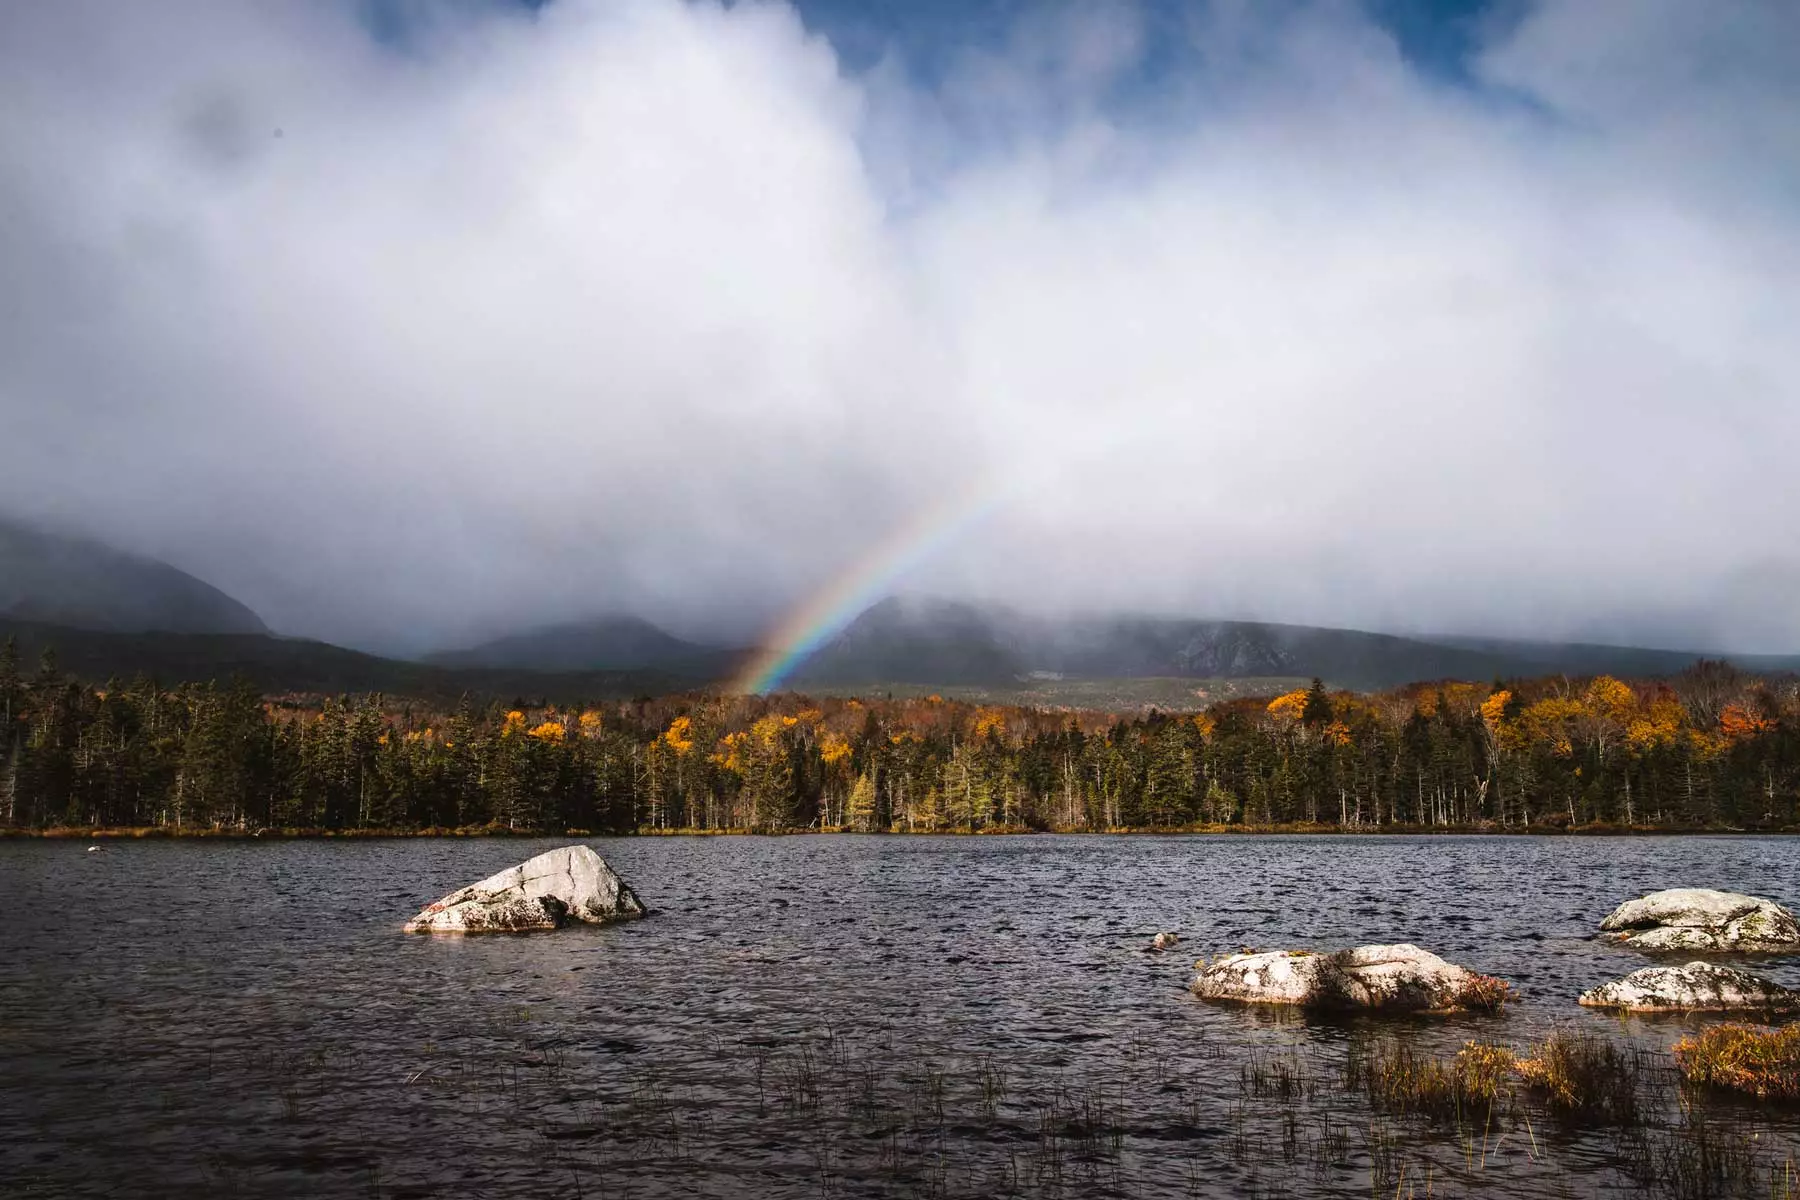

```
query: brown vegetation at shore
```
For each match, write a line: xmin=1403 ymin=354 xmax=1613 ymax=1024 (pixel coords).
xmin=1677 ymin=1025 xmax=1800 ymax=1101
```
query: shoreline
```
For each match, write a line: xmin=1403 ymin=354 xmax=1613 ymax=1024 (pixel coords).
xmin=7 ymin=822 xmax=1796 ymax=841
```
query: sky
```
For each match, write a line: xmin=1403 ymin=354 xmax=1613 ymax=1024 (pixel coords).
xmin=2 ymin=0 xmax=1798 ymax=657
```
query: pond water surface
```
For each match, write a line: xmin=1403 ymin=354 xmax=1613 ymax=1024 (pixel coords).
xmin=3 ymin=834 xmax=1798 ymax=1198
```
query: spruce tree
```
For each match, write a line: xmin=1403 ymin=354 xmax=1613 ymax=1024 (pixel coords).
xmin=1301 ymin=678 xmax=1333 ymax=726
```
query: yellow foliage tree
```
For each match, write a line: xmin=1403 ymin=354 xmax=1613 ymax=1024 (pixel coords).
xmin=1626 ymin=698 xmax=1686 ymax=751
xmin=711 ymin=731 xmax=747 ymax=774
xmin=1266 ymin=690 xmax=1308 ymax=723
xmin=846 ymin=772 xmax=876 ymax=831
xmin=1520 ymin=697 xmax=1585 ymax=758
xmin=1585 ymin=676 xmax=1637 ymax=722
xmin=662 ymin=715 xmax=695 ymax=755
xmin=820 ymin=733 xmax=853 ymax=767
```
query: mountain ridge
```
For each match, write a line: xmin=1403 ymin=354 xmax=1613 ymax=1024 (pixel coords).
xmin=425 ymin=615 xmax=739 ymax=675
xmin=0 ymin=618 xmax=695 ymax=704
xmin=781 ymin=596 xmax=1800 ymax=693
xmin=0 ymin=517 xmax=267 ymax=637
xmin=8 ymin=586 xmax=1797 ymax=702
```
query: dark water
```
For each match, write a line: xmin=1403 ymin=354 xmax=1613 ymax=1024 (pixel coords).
xmin=3 ymin=834 xmax=1798 ymax=1198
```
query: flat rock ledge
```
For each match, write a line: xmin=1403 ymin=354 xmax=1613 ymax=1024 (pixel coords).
xmin=404 ymin=845 xmax=645 ymax=934
xmin=1579 ymin=962 xmax=1800 ymax=1013
xmin=1190 ymin=944 xmax=1510 ymax=1013
xmin=1599 ymin=889 xmax=1800 ymax=953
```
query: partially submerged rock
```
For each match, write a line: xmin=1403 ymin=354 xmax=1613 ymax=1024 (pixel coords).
xmin=1599 ymin=889 xmax=1800 ymax=953
xmin=1579 ymin=962 xmax=1800 ymax=1013
xmin=1191 ymin=944 xmax=1511 ymax=1013
xmin=404 ymin=845 xmax=645 ymax=934
xmin=1151 ymin=932 xmax=1181 ymax=951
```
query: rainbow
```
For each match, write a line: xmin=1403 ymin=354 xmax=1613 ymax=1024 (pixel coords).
xmin=732 ymin=473 xmax=1023 ymax=695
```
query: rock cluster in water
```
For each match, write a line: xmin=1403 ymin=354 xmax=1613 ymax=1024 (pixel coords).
xmin=1579 ymin=961 xmax=1800 ymax=1013
xmin=404 ymin=845 xmax=645 ymax=934
xmin=1191 ymin=944 xmax=1509 ymax=1013
xmin=396 ymin=856 xmax=1800 ymax=1028
xmin=1598 ymin=888 xmax=1800 ymax=952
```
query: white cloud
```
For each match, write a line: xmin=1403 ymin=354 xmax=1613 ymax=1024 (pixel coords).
xmin=1 ymin=0 xmax=1796 ymax=653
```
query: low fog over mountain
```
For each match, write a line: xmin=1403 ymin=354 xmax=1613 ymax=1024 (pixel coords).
xmin=7 ymin=521 xmax=1800 ymax=695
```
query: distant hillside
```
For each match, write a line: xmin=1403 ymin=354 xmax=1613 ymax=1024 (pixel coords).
xmin=427 ymin=615 xmax=741 ymax=677
xmin=8 ymin=592 xmax=1794 ymax=704
xmin=0 ymin=517 xmax=267 ymax=636
xmin=783 ymin=597 xmax=1796 ymax=693
xmin=0 ymin=619 xmax=697 ymax=703
xmin=791 ymin=675 xmax=1316 ymax=712
xmin=1427 ymin=634 xmax=1800 ymax=680
xmin=792 ymin=598 xmax=1020 ymax=686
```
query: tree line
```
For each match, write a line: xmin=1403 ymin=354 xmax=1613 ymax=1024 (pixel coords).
xmin=3 ymin=639 xmax=1797 ymax=834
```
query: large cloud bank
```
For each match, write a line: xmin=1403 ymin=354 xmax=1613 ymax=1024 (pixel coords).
xmin=2 ymin=0 xmax=1796 ymax=654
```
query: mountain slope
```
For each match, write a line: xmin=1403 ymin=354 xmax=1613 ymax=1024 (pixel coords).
xmin=425 ymin=615 xmax=731 ymax=673
xmin=783 ymin=598 xmax=1798 ymax=692
xmin=0 ymin=618 xmax=704 ymax=703
xmin=0 ymin=517 xmax=267 ymax=636
xmin=791 ymin=598 xmax=1023 ymax=686
xmin=1425 ymin=634 xmax=1800 ymax=679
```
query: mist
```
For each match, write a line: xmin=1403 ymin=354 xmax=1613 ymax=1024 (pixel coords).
xmin=2 ymin=0 xmax=1796 ymax=657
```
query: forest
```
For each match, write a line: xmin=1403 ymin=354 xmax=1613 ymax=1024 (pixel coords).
xmin=3 ymin=637 xmax=1798 ymax=835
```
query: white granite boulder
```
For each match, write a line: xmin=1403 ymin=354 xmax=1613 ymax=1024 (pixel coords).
xmin=1599 ymin=889 xmax=1800 ymax=952
xmin=1579 ymin=961 xmax=1800 ymax=1012
xmin=1191 ymin=944 xmax=1511 ymax=1013
xmin=404 ymin=845 xmax=645 ymax=934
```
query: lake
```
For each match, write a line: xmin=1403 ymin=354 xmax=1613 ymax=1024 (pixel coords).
xmin=3 ymin=834 xmax=1798 ymax=1198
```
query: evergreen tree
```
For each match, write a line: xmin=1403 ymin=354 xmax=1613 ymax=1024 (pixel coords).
xmin=1301 ymin=678 xmax=1333 ymax=726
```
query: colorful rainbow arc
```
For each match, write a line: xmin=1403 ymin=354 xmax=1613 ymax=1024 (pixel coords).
xmin=733 ymin=425 xmax=1148 ymax=696
xmin=732 ymin=473 xmax=1026 ymax=695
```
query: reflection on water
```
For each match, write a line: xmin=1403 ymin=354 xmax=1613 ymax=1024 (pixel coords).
xmin=1 ymin=834 xmax=1797 ymax=1197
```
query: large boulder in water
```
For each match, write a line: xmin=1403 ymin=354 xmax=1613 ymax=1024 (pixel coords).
xmin=404 ymin=845 xmax=645 ymax=934
xmin=1191 ymin=944 xmax=1511 ymax=1013
xmin=1599 ymin=889 xmax=1800 ymax=953
xmin=1579 ymin=962 xmax=1800 ymax=1013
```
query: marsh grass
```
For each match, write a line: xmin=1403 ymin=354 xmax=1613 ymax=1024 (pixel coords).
xmin=1241 ymin=1050 xmax=1314 ymax=1101
xmin=1612 ymin=1113 xmax=1800 ymax=1200
xmin=1347 ymin=1040 xmax=1518 ymax=1124
xmin=1454 ymin=973 xmax=1517 ymax=1013
xmin=347 ymin=1015 xmax=1800 ymax=1199
xmin=1677 ymin=1026 xmax=1800 ymax=1102
xmin=1516 ymin=1030 xmax=1642 ymax=1126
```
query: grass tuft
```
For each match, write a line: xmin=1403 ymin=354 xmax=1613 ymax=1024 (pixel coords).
xmin=1454 ymin=972 xmax=1516 ymax=1012
xmin=1675 ymin=1024 xmax=1800 ymax=1101
xmin=1350 ymin=1039 xmax=1516 ymax=1122
xmin=1516 ymin=1031 xmax=1641 ymax=1126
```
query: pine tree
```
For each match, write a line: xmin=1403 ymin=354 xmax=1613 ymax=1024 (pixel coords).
xmin=1301 ymin=678 xmax=1333 ymax=726
xmin=0 ymin=636 xmax=18 ymax=725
